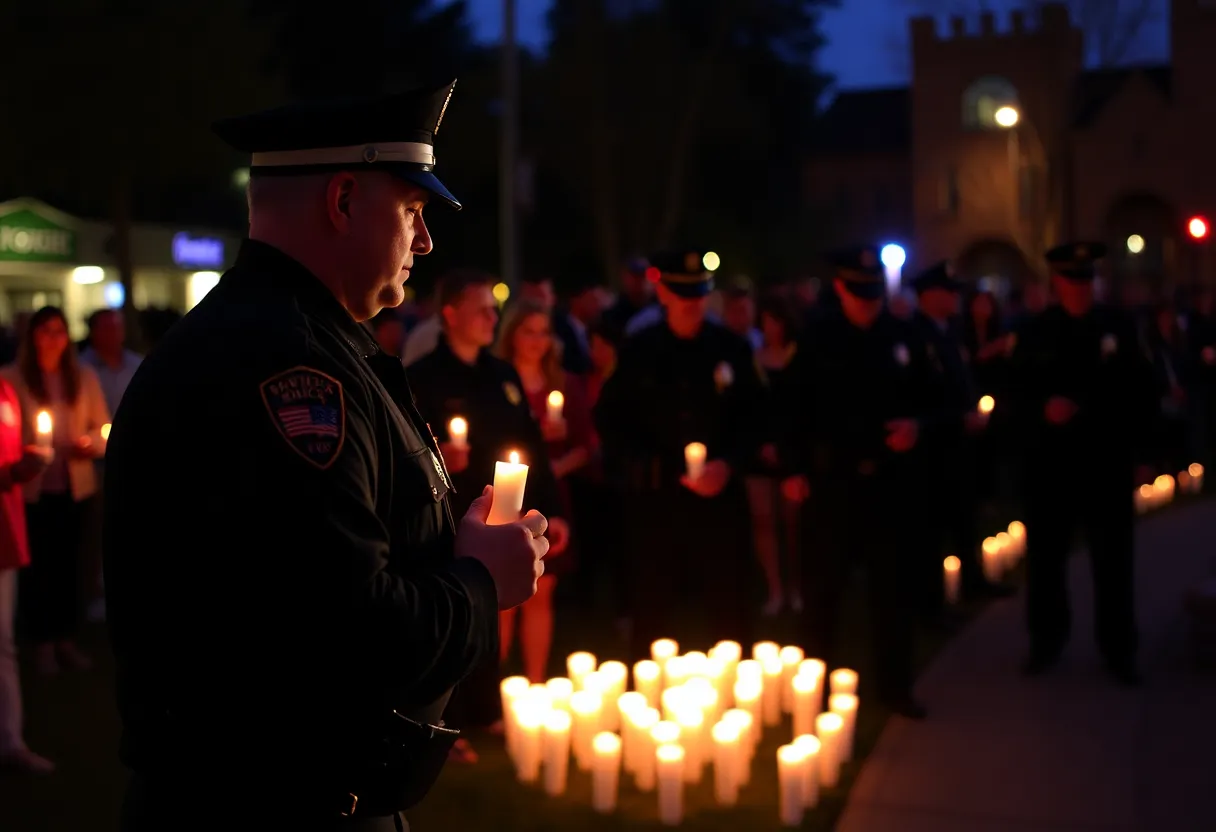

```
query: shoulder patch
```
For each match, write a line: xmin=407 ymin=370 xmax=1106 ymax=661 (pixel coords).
xmin=260 ymin=366 xmax=346 ymax=470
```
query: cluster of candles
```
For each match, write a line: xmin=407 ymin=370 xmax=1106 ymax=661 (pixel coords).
xmin=1135 ymin=466 xmax=1204 ymax=514
xmin=32 ymin=409 xmax=110 ymax=460
xmin=941 ymin=520 xmax=1025 ymax=604
xmin=500 ymin=640 xmax=860 ymax=827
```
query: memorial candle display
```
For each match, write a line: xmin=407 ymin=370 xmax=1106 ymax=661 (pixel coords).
xmin=486 ymin=450 xmax=528 ymax=525
xmin=683 ymin=442 xmax=706 ymax=482
xmin=447 ymin=416 xmax=468 ymax=450
xmin=502 ymin=640 xmax=864 ymax=825
xmin=546 ymin=390 xmax=565 ymax=424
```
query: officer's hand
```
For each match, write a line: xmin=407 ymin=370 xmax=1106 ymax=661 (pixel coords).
xmin=456 ymin=486 xmax=549 ymax=610
xmin=1044 ymin=396 xmax=1078 ymax=426
xmin=963 ymin=411 xmax=988 ymax=434
xmin=9 ymin=448 xmax=50 ymax=484
xmin=546 ymin=517 xmax=571 ymax=556
xmin=442 ymin=442 xmax=470 ymax=474
xmin=680 ymin=459 xmax=731 ymax=498
xmin=540 ymin=418 xmax=568 ymax=443
xmin=884 ymin=419 xmax=919 ymax=453
xmin=781 ymin=475 xmax=810 ymax=504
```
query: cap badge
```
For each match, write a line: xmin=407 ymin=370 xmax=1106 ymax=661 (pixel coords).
xmin=860 ymin=250 xmax=877 ymax=268
xmin=435 ymin=81 xmax=456 ymax=135
xmin=362 ymin=146 xmax=379 ymax=164
xmin=685 ymin=252 xmax=702 ymax=272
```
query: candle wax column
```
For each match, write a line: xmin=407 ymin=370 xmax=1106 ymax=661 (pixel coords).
xmin=684 ymin=442 xmax=707 ymax=482
xmin=777 ymin=744 xmax=806 ymax=827
xmin=500 ymin=676 xmax=530 ymax=763
xmin=513 ymin=702 xmax=545 ymax=783
xmin=655 ymin=743 xmax=686 ymax=827
xmin=570 ymin=691 xmax=603 ymax=771
xmin=487 ymin=451 xmax=529 ymax=525
xmin=34 ymin=409 xmax=53 ymax=459
xmin=779 ymin=646 xmax=804 ymax=714
xmin=761 ymin=656 xmax=783 ymax=726
xmin=711 ymin=719 xmax=742 ymax=806
xmin=675 ymin=707 xmax=705 ymax=783
xmin=829 ymin=693 xmax=859 ymax=762
xmin=590 ymin=732 xmax=623 ymax=814
xmin=634 ymin=660 xmax=662 ymax=709
xmin=447 ymin=416 xmax=468 ymax=450
xmin=546 ymin=677 xmax=574 ymax=714
xmin=815 ymin=711 xmax=844 ymax=788
xmin=567 ymin=652 xmax=597 ymax=691
xmin=542 ymin=709 xmax=572 ymax=796
xmin=631 ymin=708 xmax=661 ymax=790
xmin=943 ymin=556 xmax=962 ymax=605
xmin=546 ymin=390 xmax=565 ymax=425
xmin=722 ymin=709 xmax=754 ymax=786
xmin=792 ymin=734 xmax=822 ymax=809
xmin=791 ymin=672 xmax=819 ymax=738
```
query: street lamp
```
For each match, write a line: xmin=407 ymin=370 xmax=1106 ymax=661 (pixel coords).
xmin=1126 ymin=234 xmax=1145 ymax=255
xmin=1188 ymin=216 xmax=1209 ymax=241
xmin=994 ymin=105 xmax=1020 ymax=128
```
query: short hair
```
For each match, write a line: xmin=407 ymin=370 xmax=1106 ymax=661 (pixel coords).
xmin=438 ymin=269 xmax=497 ymax=309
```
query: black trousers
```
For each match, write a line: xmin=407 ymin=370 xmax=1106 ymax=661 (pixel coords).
xmin=20 ymin=493 xmax=85 ymax=643
xmin=799 ymin=473 xmax=918 ymax=701
xmin=1023 ymin=470 xmax=1137 ymax=664
xmin=624 ymin=482 xmax=753 ymax=660
xmin=119 ymin=774 xmax=409 ymax=832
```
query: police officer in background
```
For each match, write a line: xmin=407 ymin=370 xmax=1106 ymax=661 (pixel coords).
xmin=910 ymin=261 xmax=1012 ymax=613
xmin=595 ymin=249 xmax=762 ymax=659
xmin=781 ymin=246 xmax=937 ymax=719
xmin=104 ymin=83 xmax=551 ymax=831
xmin=1008 ymin=243 xmax=1157 ymax=686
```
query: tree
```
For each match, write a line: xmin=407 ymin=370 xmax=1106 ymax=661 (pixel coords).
xmin=535 ymin=0 xmax=834 ymax=283
xmin=0 ymin=0 xmax=282 ymax=343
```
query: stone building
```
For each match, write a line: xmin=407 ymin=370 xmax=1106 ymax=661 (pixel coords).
xmin=806 ymin=0 xmax=1216 ymax=296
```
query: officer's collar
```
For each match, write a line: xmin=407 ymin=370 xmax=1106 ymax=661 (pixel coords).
xmin=233 ymin=239 xmax=380 ymax=359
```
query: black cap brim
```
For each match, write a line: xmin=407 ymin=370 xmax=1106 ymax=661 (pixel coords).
xmin=390 ymin=167 xmax=461 ymax=210
xmin=839 ymin=281 xmax=886 ymax=300
xmin=662 ymin=278 xmax=714 ymax=299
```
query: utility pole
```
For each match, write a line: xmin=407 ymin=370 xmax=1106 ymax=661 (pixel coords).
xmin=500 ymin=0 xmax=519 ymax=291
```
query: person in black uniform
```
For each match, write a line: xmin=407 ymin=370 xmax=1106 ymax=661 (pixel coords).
xmin=1008 ymin=243 xmax=1157 ymax=686
xmin=103 ymin=83 xmax=552 ymax=832
xmin=910 ymin=261 xmax=1013 ymax=612
xmin=781 ymin=245 xmax=938 ymax=719
xmin=409 ymin=271 xmax=570 ymax=744
xmin=594 ymin=249 xmax=762 ymax=659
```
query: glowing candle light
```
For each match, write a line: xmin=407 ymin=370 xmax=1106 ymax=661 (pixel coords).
xmin=943 ymin=555 xmax=961 ymax=605
xmin=567 ymin=651 xmax=597 ymax=691
xmin=777 ymin=744 xmax=806 ymax=826
xmin=590 ymin=732 xmax=623 ymax=813
xmin=829 ymin=668 xmax=858 ymax=697
xmin=711 ymin=719 xmax=742 ymax=806
xmin=447 ymin=416 xmax=468 ymax=450
xmin=546 ymin=677 xmax=574 ymax=714
xmin=34 ymin=410 xmax=52 ymax=451
xmin=634 ymin=659 xmax=662 ymax=709
xmin=815 ymin=711 xmax=844 ymax=788
xmin=792 ymin=734 xmax=822 ymax=809
xmin=779 ymin=646 xmax=804 ymax=714
xmin=541 ymin=709 xmax=572 ymax=796
xmin=978 ymin=395 xmax=995 ymax=416
xmin=546 ymin=390 xmax=565 ymax=424
xmin=684 ymin=442 xmax=706 ymax=481
xmin=487 ymin=450 xmax=528 ymax=525
xmin=829 ymin=692 xmax=859 ymax=762
xmin=570 ymin=690 xmax=603 ymax=771
xmin=656 ymin=743 xmax=686 ymax=826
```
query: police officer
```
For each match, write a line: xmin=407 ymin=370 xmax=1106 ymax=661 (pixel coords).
xmin=781 ymin=246 xmax=937 ymax=719
xmin=1008 ymin=243 xmax=1157 ymax=686
xmin=910 ymin=261 xmax=1012 ymax=611
xmin=104 ymin=83 xmax=551 ymax=831
xmin=594 ymin=249 xmax=762 ymax=659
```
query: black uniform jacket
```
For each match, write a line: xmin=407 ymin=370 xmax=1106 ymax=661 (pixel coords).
xmin=103 ymin=241 xmax=498 ymax=786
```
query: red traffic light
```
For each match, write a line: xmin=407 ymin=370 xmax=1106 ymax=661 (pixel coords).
xmin=1188 ymin=216 xmax=1209 ymax=240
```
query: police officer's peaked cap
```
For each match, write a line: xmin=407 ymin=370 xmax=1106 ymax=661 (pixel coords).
xmin=910 ymin=260 xmax=964 ymax=295
xmin=650 ymin=249 xmax=714 ymax=298
xmin=1045 ymin=241 xmax=1107 ymax=281
xmin=213 ymin=80 xmax=462 ymax=210
xmin=825 ymin=245 xmax=886 ymax=300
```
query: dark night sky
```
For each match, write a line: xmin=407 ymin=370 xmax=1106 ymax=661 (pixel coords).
xmin=455 ymin=0 xmax=1170 ymax=91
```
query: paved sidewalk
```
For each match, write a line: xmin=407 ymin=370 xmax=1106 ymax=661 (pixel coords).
xmin=836 ymin=501 xmax=1216 ymax=832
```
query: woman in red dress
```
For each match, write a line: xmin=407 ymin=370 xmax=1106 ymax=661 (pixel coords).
xmin=493 ymin=300 xmax=594 ymax=682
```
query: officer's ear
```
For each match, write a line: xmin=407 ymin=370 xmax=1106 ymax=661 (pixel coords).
xmin=325 ymin=173 xmax=359 ymax=230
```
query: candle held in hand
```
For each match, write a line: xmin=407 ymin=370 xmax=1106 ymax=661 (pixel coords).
xmin=487 ymin=450 xmax=529 ymax=525
xmin=546 ymin=390 xmax=564 ymax=424
xmin=448 ymin=416 xmax=468 ymax=450
xmin=978 ymin=395 xmax=995 ymax=416
xmin=100 ymin=422 xmax=112 ymax=442
xmin=684 ymin=442 xmax=707 ymax=481
xmin=35 ymin=410 xmax=52 ymax=448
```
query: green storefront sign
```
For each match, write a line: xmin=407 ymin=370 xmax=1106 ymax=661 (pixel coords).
xmin=0 ymin=208 xmax=76 ymax=262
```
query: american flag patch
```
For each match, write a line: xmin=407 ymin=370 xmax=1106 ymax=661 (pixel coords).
xmin=260 ymin=366 xmax=346 ymax=470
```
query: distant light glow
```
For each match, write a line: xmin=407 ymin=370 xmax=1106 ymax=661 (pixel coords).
xmin=645 ymin=266 xmax=661 ymax=283
xmin=173 ymin=233 xmax=225 ymax=269
xmin=1126 ymin=234 xmax=1145 ymax=254
xmin=71 ymin=265 xmax=104 ymax=285
xmin=492 ymin=282 xmax=511 ymax=303
xmin=994 ymin=106 xmax=1020 ymax=128
xmin=1188 ymin=216 xmax=1209 ymax=240
xmin=880 ymin=244 xmax=906 ymax=270
xmin=702 ymin=251 xmax=721 ymax=272
xmin=188 ymin=271 xmax=221 ymax=308
xmin=103 ymin=282 xmax=125 ymax=308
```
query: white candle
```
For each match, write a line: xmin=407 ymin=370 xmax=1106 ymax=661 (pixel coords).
xmin=791 ymin=672 xmax=820 ymax=738
xmin=546 ymin=390 xmax=565 ymax=424
xmin=656 ymin=743 xmax=686 ymax=826
xmin=978 ymin=394 xmax=995 ymax=416
xmin=487 ymin=451 xmax=528 ymax=525
xmin=829 ymin=668 xmax=857 ymax=697
xmin=542 ymin=709 xmax=572 ymax=796
xmin=632 ymin=708 xmax=661 ymax=791
xmin=829 ymin=692 xmax=859 ymax=762
xmin=1190 ymin=463 xmax=1205 ymax=492
xmin=591 ymin=732 xmax=623 ymax=813
xmin=733 ymin=677 xmax=762 ymax=729
xmin=674 ymin=707 xmax=705 ymax=783
xmin=570 ymin=690 xmax=603 ymax=771
xmin=711 ymin=639 xmax=742 ymax=668
xmin=798 ymin=658 xmax=826 ymax=682
xmin=660 ymin=686 xmax=688 ymax=723
xmin=761 ymin=655 xmax=783 ymax=727
xmin=600 ymin=661 xmax=629 ymax=702
xmin=685 ymin=677 xmax=719 ymax=724
xmin=982 ymin=536 xmax=1003 ymax=581
xmin=513 ymin=700 xmax=545 ymax=783
xmin=1007 ymin=520 xmax=1026 ymax=558
xmin=684 ymin=442 xmax=706 ymax=481
xmin=792 ymin=734 xmax=822 ymax=808
xmin=777 ymin=744 xmax=805 ymax=826
xmin=447 ymin=416 xmax=468 ymax=450
xmin=567 ymin=652 xmax=597 ymax=691
xmin=711 ymin=719 xmax=742 ymax=806
xmin=815 ymin=711 xmax=844 ymax=788
xmin=546 ymin=677 xmax=574 ymax=714
xmin=651 ymin=638 xmax=679 ymax=666
xmin=779 ymin=646 xmax=804 ymax=714
xmin=943 ymin=556 xmax=961 ymax=605
xmin=34 ymin=409 xmax=52 ymax=453
xmin=722 ymin=708 xmax=755 ymax=787
xmin=664 ymin=655 xmax=691 ymax=690
xmin=634 ymin=659 xmax=662 ymax=709
xmin=752 ymin=641 xmax=780 ymax=663
xmin=736 ymin=658 xmax=762 ymax=684
xmin=617 ymin=691 xmax=647 ymax=764
xmin=706 ymin=656 xmax=731 ymax=711
xmin=500 ymin=676 xmax=530 ymax=763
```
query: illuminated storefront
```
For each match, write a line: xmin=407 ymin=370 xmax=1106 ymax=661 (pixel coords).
xmin=0 ymin=197 xmax=241 ymax=338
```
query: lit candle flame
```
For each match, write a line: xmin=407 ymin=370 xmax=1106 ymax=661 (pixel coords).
xmin=100 ymin=423 xmax=112 ymax=441
xmin=35 ymin=410 xmax=52 ymax=436
xmin=508 ymin=450 xmax=520 ymax=465
xmin=978 ymin=395 xmax=995 ymax=415
xmin=449 ymin=416 xmax=467 ymax=434
xmin=547 ymin=390 xmax=564 ymax=409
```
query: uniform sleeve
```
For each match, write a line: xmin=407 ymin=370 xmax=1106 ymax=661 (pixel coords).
xmin=241 ymin=360 xmax=497 ymax=708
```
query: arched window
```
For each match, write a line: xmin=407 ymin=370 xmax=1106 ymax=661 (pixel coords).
xmin=962 ymin=76 xmax=1019 ymax=130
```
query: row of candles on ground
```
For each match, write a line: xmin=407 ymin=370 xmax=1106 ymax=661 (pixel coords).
xmin=941 ymin=520 xmax=1027 ymax=604
xmin=500 ymin=639 xmax=859 ymax=826
xmin=1135 ymin=466 xmax=1204 ymax=514
xmin=31 ymin=409 xmax=110 ymax=461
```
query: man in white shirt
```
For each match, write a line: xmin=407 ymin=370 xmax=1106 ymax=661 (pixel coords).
xmin=80 ymin=309 xmax=143 ymax=416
